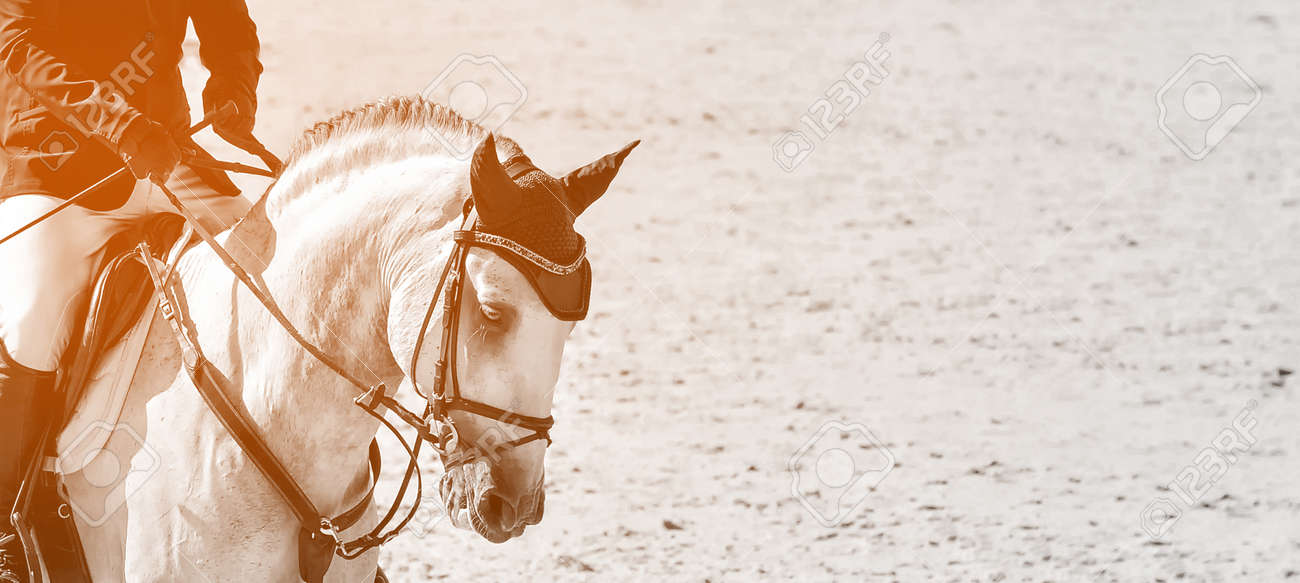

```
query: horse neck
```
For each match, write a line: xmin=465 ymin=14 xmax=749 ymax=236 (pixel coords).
xmin=179 ymin=152 xmax=465 ymax=513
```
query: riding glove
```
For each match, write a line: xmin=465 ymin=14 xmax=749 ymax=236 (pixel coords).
xmin=203 ymin=77 xmax=257 ymax=145
xmin=117 ymin=120 xmax=181 ymax=182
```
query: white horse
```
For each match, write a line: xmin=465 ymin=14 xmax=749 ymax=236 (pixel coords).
xmin=54 ymin=97 xmax=637 ymax=581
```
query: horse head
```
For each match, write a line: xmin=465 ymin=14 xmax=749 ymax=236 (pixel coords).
xmin=401 ymin=132 xmax=638 ymax=543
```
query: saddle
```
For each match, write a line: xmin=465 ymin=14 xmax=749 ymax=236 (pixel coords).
xmin=12 ymin=214 xmax=188 ymax=583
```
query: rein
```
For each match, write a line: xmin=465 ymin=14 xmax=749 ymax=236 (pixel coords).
xmin=139 ymin=149 xmax=558 ymax=581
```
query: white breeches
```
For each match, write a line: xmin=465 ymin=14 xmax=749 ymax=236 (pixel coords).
xmin=0 ymin=180 xmax=248 ymax=370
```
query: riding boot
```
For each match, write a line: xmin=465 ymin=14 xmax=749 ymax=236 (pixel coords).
xmin=0 ymin=339 xmax=56 ymax=583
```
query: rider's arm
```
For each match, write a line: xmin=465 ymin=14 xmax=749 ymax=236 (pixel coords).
xmin=0 ymin=0 xmax=145 ymax=152
xmin=191 ymin=0 xmax=262 ymax=136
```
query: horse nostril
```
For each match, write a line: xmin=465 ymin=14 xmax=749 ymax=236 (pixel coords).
xmin=478 ymin=492 xmax=518 ymax=532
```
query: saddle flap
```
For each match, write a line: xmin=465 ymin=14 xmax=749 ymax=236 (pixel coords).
xmin=53 ymin=214 xmax=185 ymax=474
xmin=53 ymin=300 xmax=156 ymax=475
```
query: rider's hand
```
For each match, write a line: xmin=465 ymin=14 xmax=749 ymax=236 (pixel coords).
xmin=118 ymin=119 xmax=181 ymax=182
xmin=203 ymin=78 xmax=256 ymax=145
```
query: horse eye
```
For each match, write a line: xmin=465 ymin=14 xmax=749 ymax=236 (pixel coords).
xmin=480 ymin=305 xmax=503 ymax=322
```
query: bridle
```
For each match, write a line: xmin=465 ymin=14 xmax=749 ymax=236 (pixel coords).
xmin=344 ymin=198 xmax=580 ymax=542
xmin=399 ymin=156 xmax=595 ymax=465
xmin=397 ymin=199 xmax=572 ymax=465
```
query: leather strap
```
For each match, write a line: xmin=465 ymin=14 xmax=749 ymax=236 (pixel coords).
xmin=194 ymin=360 xmax=381 ymax=534
xmin=333 ymin=442 xmax=382 ymax=532
xmin=190 ymin=358 xmax=323 ymax=525
xmin=181 ymin=153 xmax=277 ymax=178
xmin=502 ymin=155 xmax=537 ymax=180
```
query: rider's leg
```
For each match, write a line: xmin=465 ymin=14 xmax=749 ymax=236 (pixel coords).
xmin=0 ymin=175 xmax=249 ymax=375
xmin=0 ymin=343 xmax=55 ymax=580
xmin=0 ymin=176 xmax=247 ymax=470
xmin=0 ymin=195 xmax=117 ymax=532
xmin=0 ymin=173 xmax=248 ymax=427
xmin=0 ymin=195 xmax=118 ymax=370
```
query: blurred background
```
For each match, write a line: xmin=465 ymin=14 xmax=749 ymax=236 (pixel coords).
xmin=185 ymin=1 xmax=1298 ymax=580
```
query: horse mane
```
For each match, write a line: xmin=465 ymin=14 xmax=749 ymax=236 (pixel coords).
xmin=269 ymin=95 xmax=522 ymax=210
xmin=285 ymin=95 xmax=496 ymax=166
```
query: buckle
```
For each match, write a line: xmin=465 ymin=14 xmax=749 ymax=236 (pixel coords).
xmin=353 ymin=383 xmax=388 ymax=411
xmin=426 ymin=415 xmax=459 ymax=455
xmin=319 ymin=517 xmax=342 ymax=545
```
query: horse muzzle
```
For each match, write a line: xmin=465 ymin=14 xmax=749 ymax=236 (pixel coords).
xmin=439 ymin=458 xmax=545 ymax=543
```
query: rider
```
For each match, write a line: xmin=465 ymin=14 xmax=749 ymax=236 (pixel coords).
xmin=0 ymin=1 xmax=263 ymax=579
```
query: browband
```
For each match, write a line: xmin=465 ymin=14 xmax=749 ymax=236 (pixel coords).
xmin=454 ymin=230 xmax=587 ymax=276
xmin=502 ymin=155 xmax=538 ymax=180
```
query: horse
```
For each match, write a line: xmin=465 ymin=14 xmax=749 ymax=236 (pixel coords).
xmin=53 ymin=96 xmax=638 ymax=581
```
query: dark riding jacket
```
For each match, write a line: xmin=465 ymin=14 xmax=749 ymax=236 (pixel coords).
xmin=0 ymin=0 xmax=261 ymax=210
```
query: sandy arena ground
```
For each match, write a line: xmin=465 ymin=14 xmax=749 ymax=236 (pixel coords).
xmin=181 ymin=2 xmax=1298 ymax=581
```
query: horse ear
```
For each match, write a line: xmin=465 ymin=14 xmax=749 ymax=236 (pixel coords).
xmin=470 ymin=134 xmax=522 ymax=226
xmin=561 ymin=140 xmax=640 ymax=216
